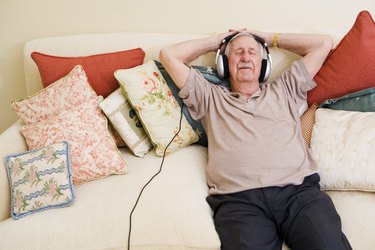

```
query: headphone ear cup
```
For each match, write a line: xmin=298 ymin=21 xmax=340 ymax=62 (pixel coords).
xmin=216 ymin=54 xmax=229 ymax=79
xmin=222 ymin=54 xmax=229 ymax=79
xmin=259 ymin=59 xmax=267 ymax=83
xmin=216 ymin=54 xmax=224 ymax=79
xmin=259 ymin=58 xmax=271 ymax=83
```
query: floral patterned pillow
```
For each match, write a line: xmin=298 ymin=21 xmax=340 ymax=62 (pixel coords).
xmin=99 ymin=88 xmax=153 ymax=157
xmin=114 ymin=60 xmax=199 ymax=156
xmin=5 ymin=142 xmax=75 ymax=220
xmin=11 ymin=65 xmax=97 ymax=124
xmin=21 ymin=98 xmax=128 ymax=185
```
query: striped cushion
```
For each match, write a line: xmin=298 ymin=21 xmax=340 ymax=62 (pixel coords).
xmin=300 ymin=103 xmax=318 ymax=147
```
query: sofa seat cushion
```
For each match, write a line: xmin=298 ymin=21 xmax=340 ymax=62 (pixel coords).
xmin=325 ymin=191 xmax=375 ymax=250
xmin=0 ymin=145 xmax=221 ymax=249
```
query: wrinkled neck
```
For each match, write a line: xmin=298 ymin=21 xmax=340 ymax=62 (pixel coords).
xmin=230 ymin=80 xmax=260 ymax=98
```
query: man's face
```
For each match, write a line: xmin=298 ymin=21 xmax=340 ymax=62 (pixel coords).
xmin=227 ymin=35 xmax=262 ymax=84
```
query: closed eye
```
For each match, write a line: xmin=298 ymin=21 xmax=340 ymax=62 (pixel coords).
xmin=235 ymin=49 xmax=244 ymax=56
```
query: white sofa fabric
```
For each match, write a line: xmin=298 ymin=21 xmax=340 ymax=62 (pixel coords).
xmin=0 ymin=32 xmax=374 ymax=250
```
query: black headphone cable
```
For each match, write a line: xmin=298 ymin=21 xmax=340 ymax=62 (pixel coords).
xmin=127 ymin=103 xmax=185 ymax=250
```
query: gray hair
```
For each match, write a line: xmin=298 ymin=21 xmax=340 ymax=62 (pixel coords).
xmin=225 ymin=32 xmax=264 ymax=58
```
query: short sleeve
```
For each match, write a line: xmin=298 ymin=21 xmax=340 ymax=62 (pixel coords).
xmin=178 ymin=68 xmax=212 ymax=120
xmin=276 ymin=59 xmax=317 ymax=113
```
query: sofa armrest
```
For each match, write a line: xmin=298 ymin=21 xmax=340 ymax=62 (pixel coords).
xmin=0 ymin=120 xmax=27 ymax=221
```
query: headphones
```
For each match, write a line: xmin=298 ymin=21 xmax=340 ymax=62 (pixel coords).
xmin=215 ymin=33 xmax=272 ymax=83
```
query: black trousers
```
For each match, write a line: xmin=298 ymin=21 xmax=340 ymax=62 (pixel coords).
xmin=206 ymin=174 xmax=352 ymax=250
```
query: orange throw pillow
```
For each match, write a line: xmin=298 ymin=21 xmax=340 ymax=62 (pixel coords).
xmin=308 ymin=10 xmax=375 ymax=106
xmin=31 ymin=48 xmax=145 ymax=97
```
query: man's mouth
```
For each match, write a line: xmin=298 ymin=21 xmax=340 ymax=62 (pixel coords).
xmin=238 ymin=63 xmax=252 ymax=70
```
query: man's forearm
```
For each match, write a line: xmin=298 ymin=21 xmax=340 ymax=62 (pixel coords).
xmin=270 ymin=33 xmax=333 ymax=57
xmin=259 ymin=32 xmax=333 ymax=78
xmin=159 ymin=32 xmax=233 ymax=89
xmin=160 ymin=36 xmax=220 ymax=66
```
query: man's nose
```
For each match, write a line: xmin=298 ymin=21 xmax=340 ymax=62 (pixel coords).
xmin=241 ymin=53 xmax=251 ymax=62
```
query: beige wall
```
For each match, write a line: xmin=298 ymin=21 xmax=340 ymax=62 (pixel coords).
xmin=1 ymin=0 xmax=375 ymax=133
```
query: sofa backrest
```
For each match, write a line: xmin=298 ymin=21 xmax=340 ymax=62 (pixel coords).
xmin=23 ymin=32 xmax=300 ymax=96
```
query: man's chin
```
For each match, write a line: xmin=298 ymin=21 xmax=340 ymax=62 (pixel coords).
xmin=237 ymin=74 xmax=256 ymax=83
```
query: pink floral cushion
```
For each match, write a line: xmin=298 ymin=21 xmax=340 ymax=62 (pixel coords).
xmin=20 ymin=98 xmax=127 ymax=185
xmin=11 ymin=65 xmax=97 ymax=124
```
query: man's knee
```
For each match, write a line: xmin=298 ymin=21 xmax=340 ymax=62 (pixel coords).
xmin=285 ymin=191 xmax=351 ymax=250
xmin=213 ymin=202 xmax=282 ymax=250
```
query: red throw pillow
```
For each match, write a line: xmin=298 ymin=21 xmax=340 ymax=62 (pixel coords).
xmin=31 ymin=48 xmax=145 ymax=97
xmin=308 ymin=10 xmax=375 ymax=106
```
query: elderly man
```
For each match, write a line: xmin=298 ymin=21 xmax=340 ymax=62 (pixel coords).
xmin=159 ymin=30 xmax=352 ymax=250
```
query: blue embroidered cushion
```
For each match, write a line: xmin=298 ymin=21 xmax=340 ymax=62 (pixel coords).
xmin=5 ymin=141 xmax=75 ymax=220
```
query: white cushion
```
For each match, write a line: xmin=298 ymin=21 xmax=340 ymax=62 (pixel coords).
xmin=311 ymin=108 xmax=375 ymax=191
xmin=99 ymin=88 xmax=153 ymax=157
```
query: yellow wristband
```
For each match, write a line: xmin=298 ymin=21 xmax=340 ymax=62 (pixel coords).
xmin=273 ymin=33 xmax=280 ymax=47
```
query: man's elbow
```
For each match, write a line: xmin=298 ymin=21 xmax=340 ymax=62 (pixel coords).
xmin=159 ymin=47 xmax=172 ymax=66
xmin=321 ymin=35 xmax=334 ymax=56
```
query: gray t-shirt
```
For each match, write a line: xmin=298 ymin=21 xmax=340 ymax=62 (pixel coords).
xmin=179 ymin=59 xmax=319 ymax=195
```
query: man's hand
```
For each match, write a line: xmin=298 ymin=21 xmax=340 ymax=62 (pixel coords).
xmin=228 ymin=29 xmax=334 ymax=78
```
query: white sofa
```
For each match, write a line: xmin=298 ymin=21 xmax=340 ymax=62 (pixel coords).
xmin=0 ymin=31 xmax=374 ymax=250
